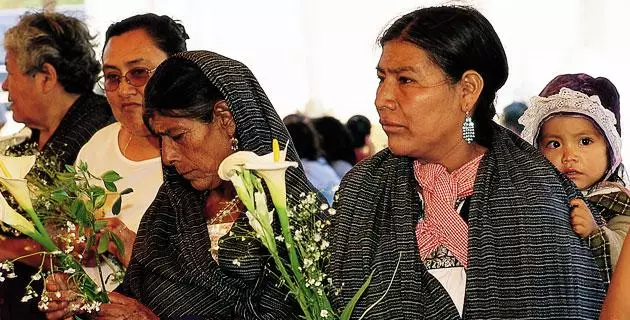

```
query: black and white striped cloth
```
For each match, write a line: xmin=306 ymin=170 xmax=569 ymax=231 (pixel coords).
xmin=120 ymin=50 xmax=318 ymax=319
xmin=329 ymin=123 xmax=606 ymax=319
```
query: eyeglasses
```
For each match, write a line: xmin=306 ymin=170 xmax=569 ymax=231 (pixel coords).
xmin=99 ymin=67 xmax=156 ymax=92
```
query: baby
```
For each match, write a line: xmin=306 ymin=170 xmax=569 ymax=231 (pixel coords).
xmin=520 ymin=87 xmax=630 ymax=283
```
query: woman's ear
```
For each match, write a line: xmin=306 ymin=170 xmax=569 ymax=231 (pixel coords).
xmin=460 ymin=70 xmax=484 ymax=113
xmin=36 ymin=62 xmax=58 ymax=94
xmin=213 ymin=100 xmax=236 ymax=138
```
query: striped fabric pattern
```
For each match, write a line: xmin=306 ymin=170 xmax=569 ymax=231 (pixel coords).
xmin=120 ymin=50 xmax=319 ymax=319
xmin=329 ymin=123 xmax=605 ymax=319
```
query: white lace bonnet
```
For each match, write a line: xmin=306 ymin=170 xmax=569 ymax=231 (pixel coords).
xmin=519 ymin=87 xmax=622 ymax=172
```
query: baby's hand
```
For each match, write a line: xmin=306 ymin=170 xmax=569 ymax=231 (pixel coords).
xmin=570 ymin=198 xmax=598 ymax=238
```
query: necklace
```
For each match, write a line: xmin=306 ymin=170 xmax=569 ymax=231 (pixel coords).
xmin=121 ymin=134 xmax=133 ymax=155
xmin=208 ymin=197 xmax=240 ymax=225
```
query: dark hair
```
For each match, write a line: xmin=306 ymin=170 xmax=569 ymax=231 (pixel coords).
xmin=283 ymin=114 xmax=321 ymax=161
xmin=312 ymin=116 xmax=356 ymax=165
xmin=4 ymin=12 xmax=100 ymax=93
xmin=540 ymin=73 xmax=621 ymax=135
xmin=143 ymin=58 xmax=224 ymax=130
xmin=379 ymin=6 xmax=509 ymax=143
xmin=346 ymin=115 xmax=372 ymax=149
xmin=104 ymin=13 xmax=189 ymax=56
xmin=501 ymin=102 xmax=527 ymax=134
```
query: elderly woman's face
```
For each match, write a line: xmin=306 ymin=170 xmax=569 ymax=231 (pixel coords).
xmin=102 ymin=29 xmax=168 ymax=137
xmin=150 ymin=113 xmax=233 ymax=191
xmin=375 ymin=40 xmax=465 ymax=161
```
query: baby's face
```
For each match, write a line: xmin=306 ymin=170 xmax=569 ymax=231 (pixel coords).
xmin=539 ymin=115 xmax=609 ymax=190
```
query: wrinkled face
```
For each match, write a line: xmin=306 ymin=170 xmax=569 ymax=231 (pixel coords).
xmin=539 ymin=116 xmax=609 ymax=189
xmin=149 ymin=113 xmax=233 ymax=191
xmin=102 ymin=29 xmax=168 ymax=136
xmin=2 ymin=50 xmax=44 ymax=128
xmin=375 ymin=40 xmax=464 ymax=160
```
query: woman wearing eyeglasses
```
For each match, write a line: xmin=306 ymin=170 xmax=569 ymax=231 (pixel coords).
xmin=72 ymin=13 xmax=189 ymax=292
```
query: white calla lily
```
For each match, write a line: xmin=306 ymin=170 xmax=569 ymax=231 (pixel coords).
xmin=0 ymin=155 xmax=36 ymax=179
xmin=242 ymin=142 xmax=297 ymax=211
xmin=0 ymin=193 xmax=37 ymax=236
xmin=0 ymin=155 xmax=37 ymax=212
xmin=218 ymin=151 xmax=258 ymax=181
xmin=228 ymin=172 xmax=255 ymax=214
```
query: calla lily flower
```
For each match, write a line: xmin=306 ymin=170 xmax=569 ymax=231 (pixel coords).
xmin=245 ymin=191 xmax=274 ymax=237
xmin=0 ymin=193 xmax=37 ymax=236
xmin=242 ymin=142 xmax=297 ymax=211
xmin=0 ymin=155 xmax=36 ymax=212
xmin=218 ymin=141 xmax=297 ymax=211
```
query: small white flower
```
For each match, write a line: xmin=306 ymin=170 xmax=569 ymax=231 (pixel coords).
xmin=320 ymin=203 xmax=329 ymax=210
xmin=21 ymin=295 xmax=32 ymax=302
xmin=55 ymin=292 xmax=61 ymax=298
xmin=0 ymin=275 xmax=5 ymax=282
xmin=66 ymin=221 xmax=76 ymax=232
xmin=328 ymin=208 xmax=336 ymax=215
xmin=275 ymin=235 xmax=284 ymax=242
xmin=232 ymin=259 xmax=241 ymax=267
xmin=7 ymin=272 xmax=16 ymax=278
xmin=320 ymin=309 xmax=329 ymax=318
xmin=31 ymin=273 xmax=41 ymax=281
xmin=63 ymin=268 xmax=75 ymax=274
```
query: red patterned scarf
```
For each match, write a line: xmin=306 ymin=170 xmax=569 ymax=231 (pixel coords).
xmin=413 ymin=153 xmax=484 ymax=268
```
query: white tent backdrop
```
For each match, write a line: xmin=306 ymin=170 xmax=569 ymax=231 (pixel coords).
xmin=3 ymin=0 xmax=629 ymax=157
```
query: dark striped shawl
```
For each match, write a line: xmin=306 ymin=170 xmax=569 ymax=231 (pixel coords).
xmin=329 ymin=123 xmax=605 ymax=319
xmin=119 ymin=51 xmax=319 ymax=319
xmin=0 ymin=92 xmax=112 ymax=320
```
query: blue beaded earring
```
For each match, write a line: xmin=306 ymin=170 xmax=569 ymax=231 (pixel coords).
xmin=462 ymin=112 xmax=475 ymax=143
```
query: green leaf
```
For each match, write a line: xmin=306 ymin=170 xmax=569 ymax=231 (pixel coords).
xmin=104 ymin=181 xmax=117 ymax=192
xmin=340 ymin=270 xmax=375 ymax=320
xmin=51 ymin=189 xmax=69 ymax=202
xmin=78 ymin=161 xmax=88 ymax=172
xmin=110 ymin=233 xmax=125 ymax=258
xmin=97 ymin=231 xmax=110 ymax=254
xmin=90 ymin=186 xmax=106 ymax=198
xmin=74 ymin=201 xmax=90 ymax=226
xmin=64 ymin=164 xmax=76 ymax=173
xmin=94 ymin=220 xmax=108 ymax=232
xmin=119 ymin=188 xmax=133 ymax=196
xmin=94 ymin=195 xmax=106 ymax=209
xmin=111 ymin=197 xmax=122 ymax=215
xmin=100 ymin=171 xmax=122 ymax=183
xmin=84 ymin=199 xmax=94 ymax=213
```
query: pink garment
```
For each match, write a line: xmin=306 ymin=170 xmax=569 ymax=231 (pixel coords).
xmin=413 ymin=154 xmax=484 ymax=268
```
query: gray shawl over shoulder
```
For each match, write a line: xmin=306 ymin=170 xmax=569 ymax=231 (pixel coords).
xmin=120 ymin=51 xmax=318 ymax=319
xmin=329 ymin=123 xmax=605 ymax=319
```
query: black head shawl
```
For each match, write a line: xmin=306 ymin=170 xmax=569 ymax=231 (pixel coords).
xmin=120 ymin=51 xmax=317 ymax=319
xmin=329 ymin=123 xmax=606 ymax=319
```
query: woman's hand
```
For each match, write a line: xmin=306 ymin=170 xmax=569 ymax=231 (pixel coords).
xmin=569 ymin=198 xmax=598 ymax=238
xmin=95 ymin=292 xmax=158 ymax=320
xmin=96 ymin=217 xmax=136 ymax=267
xmin=41 ymin=273 xmax=83 ymax=320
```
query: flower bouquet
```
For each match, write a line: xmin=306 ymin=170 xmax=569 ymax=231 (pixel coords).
xmin=0 ymin=155 xmax=131 ymax=312
xmin=219 ymin=139 xmax=395 ymax=320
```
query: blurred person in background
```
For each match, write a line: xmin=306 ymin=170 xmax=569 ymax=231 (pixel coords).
xmin=499 ymin=101 xmax=527 ymax=134
xmin=284 ymin=114 xmax=340 ymax=204
xmin=346 ymin=114 xmax=375 ymax=163
xmin=312 ymin=116 xmax=356 ymax=178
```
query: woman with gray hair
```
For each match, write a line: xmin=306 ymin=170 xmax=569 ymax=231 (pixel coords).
xmin=1 ymin=12 xmax=112 ymax=319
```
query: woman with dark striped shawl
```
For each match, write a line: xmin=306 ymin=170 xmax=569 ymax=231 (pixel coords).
xmin=328 ymin=6 xmax=606 ymax=319
xmin=43 ymin=50 xmax=314 ymax=319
